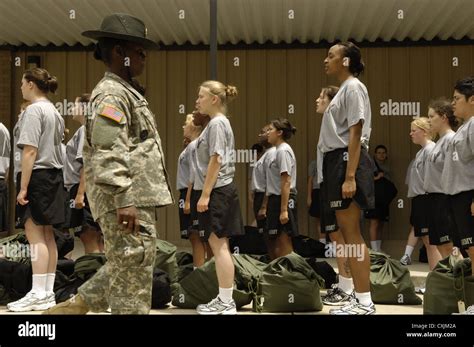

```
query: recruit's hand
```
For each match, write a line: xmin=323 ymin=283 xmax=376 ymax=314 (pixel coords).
xmin=117 ymin=206 xmax=140 ymax=234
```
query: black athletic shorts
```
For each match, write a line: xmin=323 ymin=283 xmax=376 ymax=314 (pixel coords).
xmin=16 ymin=169 xmax=65 ymax=228
xmin=178 ymin=188 xmax=191 ymax=239
xmin=410 ymin=195 xmax=430 ymax=237
xmin=319 ymin=183 xmax=339 ymax=234
xmin=427 ymin=193 xmax=453 ymax=245
xmin=364 ymin=203 xmax=390 ymax=222
xmin=252 ymin=191 xmax=266 ymax=233
xmin=448 ymin=190 xmax=474 ymax=250
xmin=308 ymin=188 xmax=321 ymax=218
xmin=197 ymin=182 xmax=244 ymax=241
xmin=322 ymin=148 xmax=375 ymax=211
xmin=265 ymin=193 xmax=298 ymax=238
xmin=189 ymin=189 xmax=201 ymax=233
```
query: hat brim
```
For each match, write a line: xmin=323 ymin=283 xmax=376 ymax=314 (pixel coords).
xmin=82 ymin=30 xmax=159 ymax=49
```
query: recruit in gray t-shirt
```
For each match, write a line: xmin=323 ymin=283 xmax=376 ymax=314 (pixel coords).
xmin=406 ymin=141 xmax=435 ymax=198
xmin=17 ymin=100 xmax=64 ymax=170
xmin=423 ymin=131 xmax=455 ymax=194
xmin=193 ymin=114 xmax=235 ymax=190
xmin=64 ymin=126 xmax=85 ymax=189
xmin=176 ymin=143 xmax=192 ymax=190
xmin=442 ymin=117 xmax=474 ymax=195
xmin=318 ymin=77 xmax=372 ymax=155
xmin=0 ymin=123 xmax=11 ymax=179
xmin=266 ymin=142 xmax=297 ymax=196
xmin=308 ymin=159 xmax=320 ymax=189
xmin=252 ymin=147 xmax=276 ymax=193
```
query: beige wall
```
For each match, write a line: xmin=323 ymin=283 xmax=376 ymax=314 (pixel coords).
xmin=1 ymin=44 xmax=473 ymax=246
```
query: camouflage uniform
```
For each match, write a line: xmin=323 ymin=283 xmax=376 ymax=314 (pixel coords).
xmin=78 ymin=71 xmax=173 ymax=314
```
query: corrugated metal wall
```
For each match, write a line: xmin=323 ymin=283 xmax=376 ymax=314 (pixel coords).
xmin=3 ymin=44 xmax=474 ymax=246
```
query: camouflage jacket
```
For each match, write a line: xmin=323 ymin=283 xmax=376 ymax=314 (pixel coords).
xmin=83 ymin=72 xmax=173 ymax=220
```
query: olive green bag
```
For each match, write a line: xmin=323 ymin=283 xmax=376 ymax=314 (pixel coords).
xmin=171 ymin=254 xmax=266 ymax=309
xmin=370 ymin=250 xmax=422 ymax=305
xmin=251 ymin=252 xmax=324 ymax=312
xmin=154 ymin=239 xmax=179 ymax=284
xmin=423 ymin=256 xmax=473 ymax=314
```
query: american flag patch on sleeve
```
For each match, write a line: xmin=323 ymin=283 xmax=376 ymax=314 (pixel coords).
xmin=99 ymin=104 xmax=125 ymax=123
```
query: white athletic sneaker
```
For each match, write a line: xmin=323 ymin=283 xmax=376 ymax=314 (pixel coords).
xmin=400 ymin=254 xmax=412 ymax=266
xmin=329 ymin=299 xmax=376 ymax=315
xmin=321 ymin=284 xmax=354 ymax=306
xmin=453 ymin=305 xmax=474 ymax=315
xmin=196 ymin=297 xmax=237 ymax=315
xmin=7 ymin=291 xmax=54 ymax=312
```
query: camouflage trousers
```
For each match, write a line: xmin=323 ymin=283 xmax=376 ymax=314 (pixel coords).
xmin=78 ymin=207 xmax=158 ymax=314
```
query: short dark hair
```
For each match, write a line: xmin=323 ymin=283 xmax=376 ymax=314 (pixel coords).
xmin=94 ymin=38 xmax=128 ymax=64
xmin=374 ymin=145 xmax=387 ymax=153
xmin=454 ymin=77 xmax=473 ymax=100
xmin=337 ymin=42 xmax=365 ymax=77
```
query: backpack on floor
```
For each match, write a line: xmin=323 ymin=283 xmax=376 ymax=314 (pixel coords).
xmin=251 ymin=252 xmax=324 ymax=312
xmin=424 ymin=256 xmax=473 ymax=314
xmin=151 ymin=268 xmax=172 ymax=309
xmin=305 ymin=257 xmax=338 ymax=289
xmin=171 ymin=254 xmax=266 ymax=309
xmin=370 ymin=250 xmax=422 ymax=305
xmin=292 ymin=235 xmax=326 ymax=258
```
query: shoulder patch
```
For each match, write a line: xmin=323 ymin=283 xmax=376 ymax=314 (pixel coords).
xmin=98 ymin=104 xmax=125 ymax=123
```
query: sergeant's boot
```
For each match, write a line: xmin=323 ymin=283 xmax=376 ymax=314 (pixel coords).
xmin=42 ymin=294 xmax=89 ymax=315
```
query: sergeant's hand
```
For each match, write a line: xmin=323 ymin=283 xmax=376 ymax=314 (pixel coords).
xmin=117 ymin=206 xmax=140 ymax=234
xmin=342 ymin=177 xmax=356 ymax=199
xmin=197 ymin=195 xmax=210 ymax=213
xmin=74 ymin=193 xmax=85 ymax=209
xmin=17 ymin=189 xmax=29 ymax=206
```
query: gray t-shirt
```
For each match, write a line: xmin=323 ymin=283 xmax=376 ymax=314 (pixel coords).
xmin=64 ymin=126 xmax=85 ymax=189
xmin=442 ymin=117 xmax=474 ymax=195
xmin=252 ymin=147 xmax=276 ymax=193
xmin=406 ymin=141 xmax=435 ymax=198
xmin=17 ymin=100 xmax=64 ymax=170
xmin=13 ymin=117 xmax=22 ymax=182
xmin=176 ymin=144 xmax=192 ymax=190
xmin=318 ymin=77 xmax=372 ymax=155
xmin=193 ymin=114 xmax=235 ymax=190
xmin=308 ymin=159 xmax=320 ymax=189
xmin=0 ymin=123 xmax=11 ymax=179
xmin=266 ymin=142 xmax=297 ymax=196
xmin=423 ymin=131 xmax=455 ymax=194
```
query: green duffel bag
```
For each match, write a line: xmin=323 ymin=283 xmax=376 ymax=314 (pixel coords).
xmin=370 ymin=250 xmax=422 ymax=305
xmin=251 ymin=252 xmax=324 ymax=313
xmin=171 ymin=254 xmax=266 ymax=309
xmin=0 ymin=232 xmax=30 ymax=264
xmin=424 ymin=256 xmax=473 ymax=314
xmin=155 ymin=240 xmax=178 ymax=284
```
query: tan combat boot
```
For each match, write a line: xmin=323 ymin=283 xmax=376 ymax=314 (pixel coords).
xmin=42 ymin=294 xmax=89 ymax=315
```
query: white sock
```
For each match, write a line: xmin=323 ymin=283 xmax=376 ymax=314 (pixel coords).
xmin=45 ymin=273 xmax=56 ymax=293
xmin=404 ymin=245 xmax=414 ymax=257
xmin=370 ymin=241 xmax=379 ymax=251
xmin=355 ymin=291 xmax=373 ymax=306
xmin=218 ymin=287 xmax=234 ymax=303
xmin=375 ymin=240 xmax=382 ymax=251
xmin=193 ymin=266 xmax=197 ymax=270
xmin=337 ymin=275 xmax=353 ymax=294
xmin=32 ymin=274 xmax=47 ymax=295
xmin=319 ymin=238 xmax=326 ymax=244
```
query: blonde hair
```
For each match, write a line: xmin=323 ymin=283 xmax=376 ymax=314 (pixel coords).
xmin=411 ymin=117 xmax=432 ymax=139
xmin=199 ymin=80 xmax=238 ymax=110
